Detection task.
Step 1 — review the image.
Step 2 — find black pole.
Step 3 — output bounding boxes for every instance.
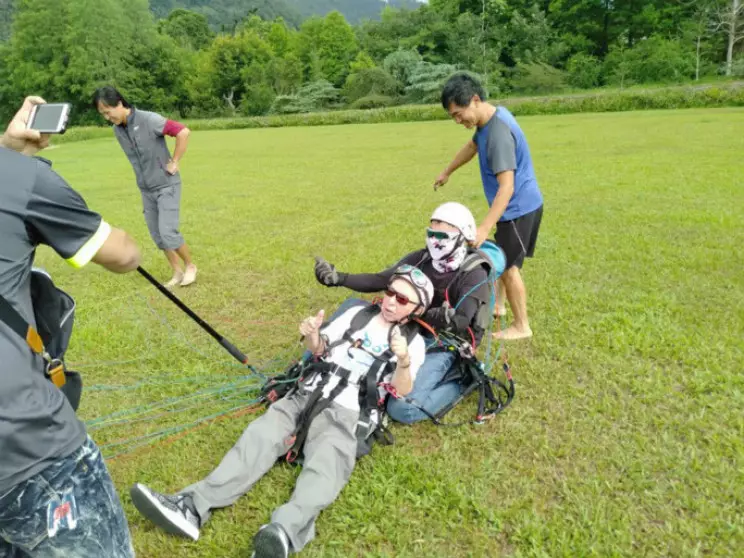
[137,266,249,365]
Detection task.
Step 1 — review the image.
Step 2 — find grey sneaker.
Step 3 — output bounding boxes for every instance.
[251,523,290,558]
[130,483,200,541]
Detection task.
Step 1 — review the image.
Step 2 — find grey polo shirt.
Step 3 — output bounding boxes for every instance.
[0,147,111,493]
[113,108,181,191]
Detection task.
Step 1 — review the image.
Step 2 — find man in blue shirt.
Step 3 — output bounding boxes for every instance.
[434,74,543,340]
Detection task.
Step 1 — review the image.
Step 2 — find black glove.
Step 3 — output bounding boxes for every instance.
[314,257,343,287]
[423,302,456,329]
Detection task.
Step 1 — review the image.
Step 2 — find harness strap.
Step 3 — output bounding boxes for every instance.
[0,293,67,388]
[0,295,44,354]
[286,365,352,463]
[393,357,515,427]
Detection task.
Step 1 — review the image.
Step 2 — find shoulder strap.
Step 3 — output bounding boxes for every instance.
[460,250,491,276]
[448,250,491,297]
[413,249,430,268]
[0,294,44,354]
[326,304,381,351]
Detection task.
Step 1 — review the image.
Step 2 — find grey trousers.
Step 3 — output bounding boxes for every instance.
[140,184,184,250]
[181,390,359,551]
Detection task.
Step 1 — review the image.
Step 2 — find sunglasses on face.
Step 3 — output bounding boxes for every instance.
[384,288,414,306]
[426,228,451,240]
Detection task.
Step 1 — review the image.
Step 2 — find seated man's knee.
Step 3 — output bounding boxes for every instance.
[386,397,423,425]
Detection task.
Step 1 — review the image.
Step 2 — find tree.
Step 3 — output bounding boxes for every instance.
[404,62,459,103]
[63,0,134,102]
[510,62,567,94]
[268,55,304,95]
[681,0,717,81]
[710,0,744,76]
[604,35,695,85]
[356,5,451,63]
[265,17,296,57]
[383,48,422,88]
[343,67,398,102]
[0,0,13,41]
[603,46,634,87]
[566,52,602,88]
[349,51,376,73]
[270,79,340,114]
[4,0,69,105]
[158,8,214,51]
[205,30,274,113]
[298,12,359,86]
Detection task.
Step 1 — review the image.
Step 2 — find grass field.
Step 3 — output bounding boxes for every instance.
[38,108,744,557]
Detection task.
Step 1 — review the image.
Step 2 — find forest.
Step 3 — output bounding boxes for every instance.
[0,0,741,123]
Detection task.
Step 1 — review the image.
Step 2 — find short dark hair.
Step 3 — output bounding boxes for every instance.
[91,86,131,110]
[441,73,486,109]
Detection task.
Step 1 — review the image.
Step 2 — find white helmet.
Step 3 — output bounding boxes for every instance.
[430,202,476,242]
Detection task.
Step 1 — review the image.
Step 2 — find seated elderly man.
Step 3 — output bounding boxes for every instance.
[129,266,434,558]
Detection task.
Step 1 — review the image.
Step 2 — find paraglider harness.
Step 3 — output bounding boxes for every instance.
[259,301,419,463]
[403,240,515,425]
[0,269,82,410]
[413,240,506,346]
[396,336,515,427]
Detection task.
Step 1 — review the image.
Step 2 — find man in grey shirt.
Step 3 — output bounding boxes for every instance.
[0,96,141,557]
[93,86,197,288]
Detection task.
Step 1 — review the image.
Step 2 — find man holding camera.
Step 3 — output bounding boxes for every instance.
[0,97,141,557]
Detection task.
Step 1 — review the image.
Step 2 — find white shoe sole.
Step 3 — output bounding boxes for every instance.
[130,483,199,541]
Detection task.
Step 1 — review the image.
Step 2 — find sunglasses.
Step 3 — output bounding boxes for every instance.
[426,229,452,240]
[384,288,415,306]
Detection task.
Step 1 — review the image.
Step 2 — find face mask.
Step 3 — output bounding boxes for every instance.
[426,229,467,273]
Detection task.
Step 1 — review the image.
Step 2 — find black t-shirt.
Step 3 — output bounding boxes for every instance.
[340,249,490,343]
[0,148,109,493]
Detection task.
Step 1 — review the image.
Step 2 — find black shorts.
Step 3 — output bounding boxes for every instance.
[495,205,543,269]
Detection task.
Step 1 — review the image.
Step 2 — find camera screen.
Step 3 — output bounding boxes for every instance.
[31,105,66,131]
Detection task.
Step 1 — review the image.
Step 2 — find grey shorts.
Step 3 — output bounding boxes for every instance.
[140,184,184,250]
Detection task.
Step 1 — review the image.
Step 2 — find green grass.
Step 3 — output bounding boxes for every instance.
[38,108,744,557]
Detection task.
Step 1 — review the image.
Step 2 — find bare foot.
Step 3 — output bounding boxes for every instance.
[492,325,533,340]
[164,271,184,289]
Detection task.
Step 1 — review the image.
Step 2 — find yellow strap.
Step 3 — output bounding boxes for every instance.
[25,327,44,354]
[48,363,66,388]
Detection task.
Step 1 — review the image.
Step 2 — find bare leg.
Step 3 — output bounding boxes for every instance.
[162,250,184,288]
[175,243,193,267]
[493,279,507,318]
[164,249,183,273]
[493,266,533,340]
[175,243,197,286]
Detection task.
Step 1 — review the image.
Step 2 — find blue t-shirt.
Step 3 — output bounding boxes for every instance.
[473,106,543,221]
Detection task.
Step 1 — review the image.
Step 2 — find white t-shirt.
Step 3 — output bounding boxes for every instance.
[301,306,426,414]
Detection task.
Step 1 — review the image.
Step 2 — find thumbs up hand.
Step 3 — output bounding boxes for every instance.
[390,326,409,361]
[314,257,341,287]
[300,309,325,338]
